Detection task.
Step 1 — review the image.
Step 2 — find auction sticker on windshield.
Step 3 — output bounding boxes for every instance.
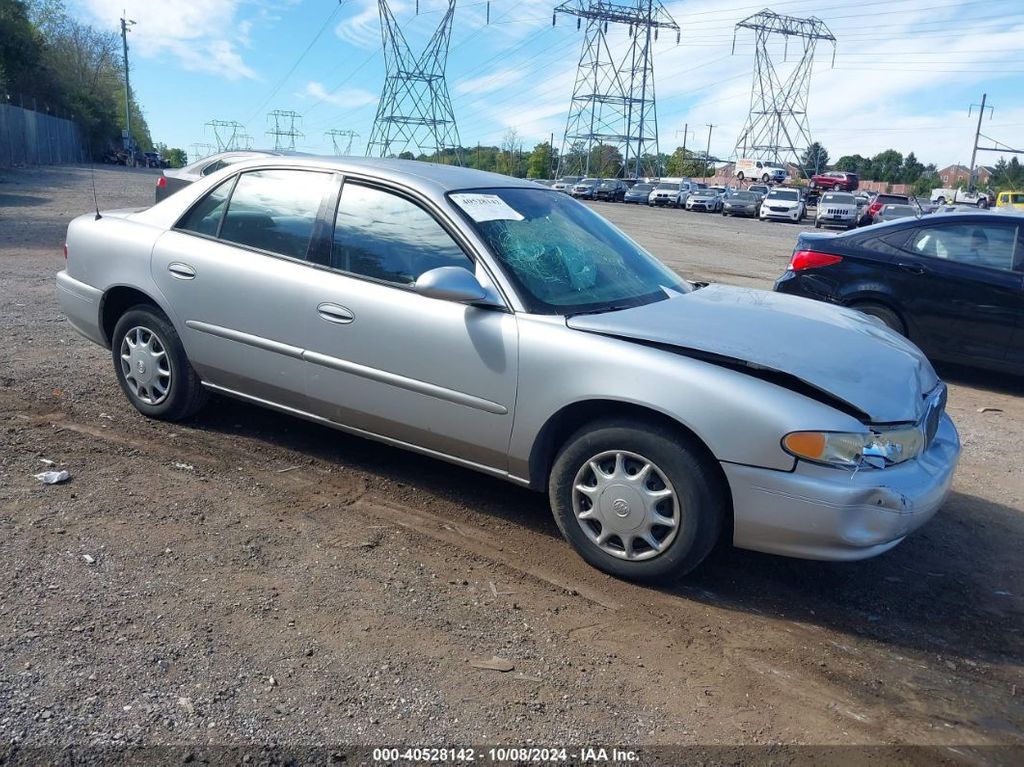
[450,193,525,222]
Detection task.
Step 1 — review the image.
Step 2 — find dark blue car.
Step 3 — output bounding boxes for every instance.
[774,212,1024,374]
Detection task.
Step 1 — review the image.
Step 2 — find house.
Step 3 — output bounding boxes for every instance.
[938,164,995,186]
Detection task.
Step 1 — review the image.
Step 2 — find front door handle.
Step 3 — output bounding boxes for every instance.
[168,262,196,280]
[317,302,355,325]
[897,262,926,275]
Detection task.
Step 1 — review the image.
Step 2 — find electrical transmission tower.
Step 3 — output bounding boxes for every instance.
[189,143,217,161]
[325,129,360,155]
[731,10,836,175]
[367,0,462,163]
[554,1,679,179]
[267,110,304,151]
[205,120,246,152]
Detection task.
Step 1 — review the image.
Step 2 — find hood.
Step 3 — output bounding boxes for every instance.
[764,197,800,207]
[566,284,938,423]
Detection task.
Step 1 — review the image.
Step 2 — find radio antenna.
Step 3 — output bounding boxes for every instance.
[90,161,102,220]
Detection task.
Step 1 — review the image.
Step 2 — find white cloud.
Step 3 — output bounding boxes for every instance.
[300,81,378,109]
[455,67,523,95]
[76,0,265,80]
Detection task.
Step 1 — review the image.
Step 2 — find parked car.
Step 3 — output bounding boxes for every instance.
[759,188,806,222]
[623,183,655,204]
[144,151,170,169]
[552,176,581,193]
[810,171,859,192]
[774,211,1024,374]
[734,158,788,184]
[594,179,627,202]
[747,184,770,198]
[722,190,762,218]
[874,203,921,224]
[649,181,683,207]
[930,187,991,208]
[814,192,858,229]
[996,191,1024,210]
[571,178,600,200]
[674,181,707,208]
[55,157,960,581]
[155,150,303,203]
[861,193,912,226]
[685,188,723,212]
[531,178,556,187]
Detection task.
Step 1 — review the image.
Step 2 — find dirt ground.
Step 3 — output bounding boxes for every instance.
[0,166,1022,757]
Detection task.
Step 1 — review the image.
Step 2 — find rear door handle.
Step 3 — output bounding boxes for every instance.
[168,262,196,280]
[897,262,926,275]
[317,302,355,325]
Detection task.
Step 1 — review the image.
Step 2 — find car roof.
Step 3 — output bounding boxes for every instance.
[224,155,540,194]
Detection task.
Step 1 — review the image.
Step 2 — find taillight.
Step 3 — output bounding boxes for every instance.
[868,202,882,215]
[789,250,843,271]
[63,243,68,260]
[156,176,167,188]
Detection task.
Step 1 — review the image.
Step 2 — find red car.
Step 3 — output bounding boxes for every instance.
[810,171,859,192]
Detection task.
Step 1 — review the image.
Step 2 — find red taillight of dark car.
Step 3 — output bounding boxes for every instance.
[789,250,843,271]
[156,176,167,189]
[868,201,883,216]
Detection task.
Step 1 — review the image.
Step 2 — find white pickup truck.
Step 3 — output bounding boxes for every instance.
[930,187,991,207]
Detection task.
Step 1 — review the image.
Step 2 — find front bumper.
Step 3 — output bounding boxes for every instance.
[56,270,106,347]
[761,207,802,221]
[650,196,675,206]
[725,413,960,561]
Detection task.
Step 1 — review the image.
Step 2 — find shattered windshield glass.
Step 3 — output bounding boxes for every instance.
[449,187,689,314]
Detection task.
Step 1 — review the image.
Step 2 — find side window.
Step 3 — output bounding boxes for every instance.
[219,170,331,260]
[857,229,911,256]
[201,160,226,176]
[332,184,473,285]
[177,176,235,236]
[906,223,1018,271]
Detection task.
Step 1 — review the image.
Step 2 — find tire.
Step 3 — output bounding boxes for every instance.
[737,172,745,181]
[548,418,725,582]
[832,183,842,191]
[111,306,207,421]
[978,198,989,209]
[815,219,821,228]
[850,301,906,336]
[762,173,770,182]
[936,196,945,205]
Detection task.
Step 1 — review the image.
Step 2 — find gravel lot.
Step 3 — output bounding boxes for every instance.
[0,166,1022,757]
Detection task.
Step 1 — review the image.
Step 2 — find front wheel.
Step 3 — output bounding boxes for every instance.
[111,306,207,421]
[762,173,770,182]
[936,196,946,205]
[548,419,724,582]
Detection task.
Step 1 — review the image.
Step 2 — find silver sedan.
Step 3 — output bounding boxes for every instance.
[56,157,960,582]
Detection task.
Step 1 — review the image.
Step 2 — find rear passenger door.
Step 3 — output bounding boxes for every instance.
[152,168,337,409]
[889,219,1023,365]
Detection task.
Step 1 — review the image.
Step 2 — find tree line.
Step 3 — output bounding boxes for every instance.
[0,0,159,158]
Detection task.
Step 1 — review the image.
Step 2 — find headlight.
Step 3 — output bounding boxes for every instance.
[783,426,925,469]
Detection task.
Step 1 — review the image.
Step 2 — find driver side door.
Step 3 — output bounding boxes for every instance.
[302,181,519,474]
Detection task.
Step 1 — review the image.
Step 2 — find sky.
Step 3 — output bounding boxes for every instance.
[72,0,1024,169]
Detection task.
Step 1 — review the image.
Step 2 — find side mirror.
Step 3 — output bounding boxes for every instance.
[414,266,487,303]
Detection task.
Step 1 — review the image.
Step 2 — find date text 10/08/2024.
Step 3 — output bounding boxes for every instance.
[371,747,640,763]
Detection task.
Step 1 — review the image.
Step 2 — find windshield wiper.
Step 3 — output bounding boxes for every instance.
[566,304,636,317]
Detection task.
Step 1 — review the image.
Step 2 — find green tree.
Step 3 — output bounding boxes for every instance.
[526,141,554,178]
[870,149,904,183]
[900,152,924,184]
[991,157,1023,190]
[587,143,623,177]
[0,0,43,93]
[833,154,866,173]
[800,142,829,174]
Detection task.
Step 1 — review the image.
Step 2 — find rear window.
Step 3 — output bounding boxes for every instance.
[876,194,909,204]
[218,169,332,260]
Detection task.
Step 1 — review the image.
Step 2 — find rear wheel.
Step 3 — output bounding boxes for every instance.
[936,196,946,205]
[737,172,745,181]
[762,173,770,182]
[111,306,207,421]
[832,183,842,191]
[548,419,724,582]
[850,302,906,335]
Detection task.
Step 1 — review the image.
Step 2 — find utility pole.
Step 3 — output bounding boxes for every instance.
[968,93,992,191]
[704,123,716,181]
[120,14,136,161]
